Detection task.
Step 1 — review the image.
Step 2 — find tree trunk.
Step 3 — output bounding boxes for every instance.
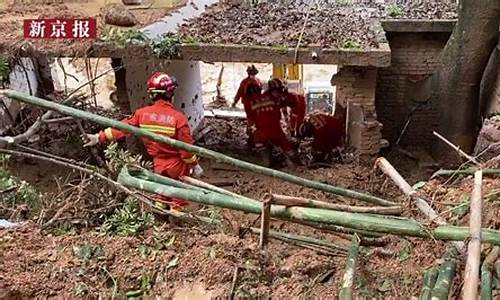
[434,0,500,163]
[479,38,500,117]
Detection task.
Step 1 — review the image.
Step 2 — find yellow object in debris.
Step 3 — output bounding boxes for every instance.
[287,64,302,80]
[272,64,287,80]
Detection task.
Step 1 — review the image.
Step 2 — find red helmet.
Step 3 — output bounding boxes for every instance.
[147,72,178,98]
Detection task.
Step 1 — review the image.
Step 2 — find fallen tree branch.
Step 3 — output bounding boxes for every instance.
[431,168,500,178]
[462,169,483,299]
[14,144,95,170]
[270,193,402,215]
[42,116,74,123]
[433,131,480,165]
[339,235,361,300]
[0,66,118,148]
[375,157,465,252]
[229,265,240,300]
[1,89,396,207]
[481,246,499,300]
[249,227,348,252]
[75,119,106,168]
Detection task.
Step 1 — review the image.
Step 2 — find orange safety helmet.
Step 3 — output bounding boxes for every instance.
[147,72,178,99]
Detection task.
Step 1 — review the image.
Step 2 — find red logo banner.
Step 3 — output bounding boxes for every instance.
[23,18,97,39]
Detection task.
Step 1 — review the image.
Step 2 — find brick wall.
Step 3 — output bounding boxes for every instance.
[334,66,383,156]
[375,32,451,149]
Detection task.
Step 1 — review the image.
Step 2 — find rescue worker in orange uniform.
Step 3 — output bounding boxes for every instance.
[297,108,346,162]
[278,82,307,137]
[232,65,262,132]
[83,72,202,210]
[250,78,298,166]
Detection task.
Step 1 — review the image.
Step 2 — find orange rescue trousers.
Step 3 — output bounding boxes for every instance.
[153,157,191,209]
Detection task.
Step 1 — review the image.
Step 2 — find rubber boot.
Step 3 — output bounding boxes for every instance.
[256,146,271,167]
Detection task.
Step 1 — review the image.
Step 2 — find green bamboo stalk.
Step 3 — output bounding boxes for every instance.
[292,219,384,238]
[339,235,361,300]
[431,169,500,179]
[135,167,384,238]
[118,166,500,245]
[481,247,499,300]
[420,268,439,300]
[2,90,395,207]
[481,264,493,300]
[431,248,458,300]
[496,260,500,281]
[248,227,348,251]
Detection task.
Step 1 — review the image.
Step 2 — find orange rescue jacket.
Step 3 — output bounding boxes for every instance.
[98,99,197,164]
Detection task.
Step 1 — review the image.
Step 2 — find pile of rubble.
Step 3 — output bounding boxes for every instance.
[178,1,458,49]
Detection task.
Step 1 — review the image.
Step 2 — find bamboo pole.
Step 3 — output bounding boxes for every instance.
[431,168,500,179]
[375,157,465,252]
[136,168,382,238]
[431,247,458,300]
[339,235,361,300]
[118,166,500,245]
[249,227,347,252]
[1,89,395,207]
[463,170,483,299]
[271,194,402,215]
[481,247,499,300]
[182,176,241,198]
[433,131,480,165]
[420,268,439,300]
[259,198,272,249]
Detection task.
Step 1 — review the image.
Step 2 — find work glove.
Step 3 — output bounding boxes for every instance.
[82,133,99,147]
[191,164,204,178]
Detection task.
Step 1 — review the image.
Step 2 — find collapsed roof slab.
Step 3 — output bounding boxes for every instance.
[381,19,457,33]
[87,41,391,67]
[177,43,391,67]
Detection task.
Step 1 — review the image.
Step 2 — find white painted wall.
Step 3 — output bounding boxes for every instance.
[0,58,39,134]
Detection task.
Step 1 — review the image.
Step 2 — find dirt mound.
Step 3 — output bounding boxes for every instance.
[178,1,458,49]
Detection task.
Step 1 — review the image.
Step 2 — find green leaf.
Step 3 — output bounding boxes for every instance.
[399,239,412,262]
[164,235,176,247]
[138,244,151,258]
[378,279,392,292]
[0,177,15,192]
[166,256,179,269]
[412,181,426,190]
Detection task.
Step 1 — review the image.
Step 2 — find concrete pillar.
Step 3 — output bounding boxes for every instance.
[123,58,204,131]
[334,66,382,158]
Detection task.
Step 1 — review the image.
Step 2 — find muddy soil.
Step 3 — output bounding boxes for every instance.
[0,0,184,55]
[178,1,458,48]
[1,116,499,299]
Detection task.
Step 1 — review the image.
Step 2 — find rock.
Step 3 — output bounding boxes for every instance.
[102,4,138,27]
[122,0,143,5]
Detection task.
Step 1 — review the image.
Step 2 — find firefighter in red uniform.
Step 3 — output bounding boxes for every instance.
[251,78,298,166]
[83,72,202,210]
[279,83,306,137]
[297,109,346,162]
[232,65,262,132]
